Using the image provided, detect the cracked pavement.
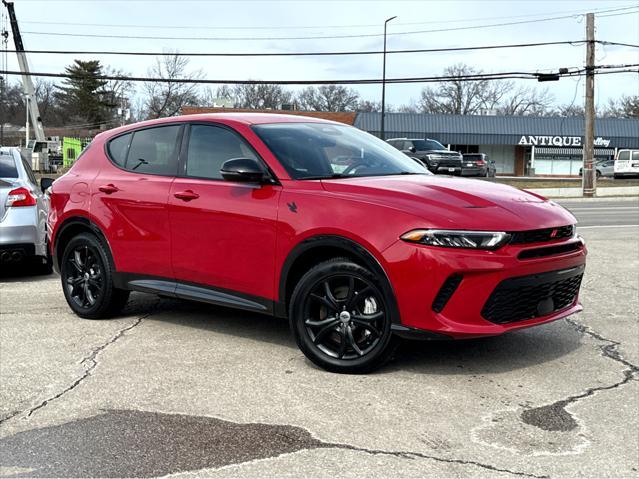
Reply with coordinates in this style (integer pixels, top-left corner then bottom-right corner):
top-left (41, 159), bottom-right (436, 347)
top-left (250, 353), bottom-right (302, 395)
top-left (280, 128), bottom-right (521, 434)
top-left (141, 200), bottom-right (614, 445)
top-left (0, 226), bottom-right (637, 478)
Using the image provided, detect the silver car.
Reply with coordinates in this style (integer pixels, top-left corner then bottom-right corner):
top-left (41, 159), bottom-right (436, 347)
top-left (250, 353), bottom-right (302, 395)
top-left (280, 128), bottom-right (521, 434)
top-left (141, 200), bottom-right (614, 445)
top-left (0, 147), bottom-right (52, 273)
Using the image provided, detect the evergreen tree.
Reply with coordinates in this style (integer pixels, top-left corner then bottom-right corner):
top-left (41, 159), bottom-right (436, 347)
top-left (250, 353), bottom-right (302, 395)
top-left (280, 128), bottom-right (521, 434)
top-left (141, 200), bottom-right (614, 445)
top-left (55, 60), bottom-right (112, 125)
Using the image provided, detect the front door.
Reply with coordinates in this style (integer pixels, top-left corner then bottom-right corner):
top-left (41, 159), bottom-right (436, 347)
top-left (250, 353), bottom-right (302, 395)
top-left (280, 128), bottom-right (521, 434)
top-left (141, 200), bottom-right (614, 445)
top-left (168, 123), bottom-right (281, 301)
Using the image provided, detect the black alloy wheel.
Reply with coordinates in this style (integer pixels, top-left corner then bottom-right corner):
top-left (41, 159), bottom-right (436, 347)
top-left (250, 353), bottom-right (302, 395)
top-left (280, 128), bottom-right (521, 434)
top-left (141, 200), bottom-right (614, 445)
top-left (61, 233), bottom-right (129, 319)
top-left (65, 244), bottom-right (104, 309)
top-left (290, 258), bottom-right (397, 373)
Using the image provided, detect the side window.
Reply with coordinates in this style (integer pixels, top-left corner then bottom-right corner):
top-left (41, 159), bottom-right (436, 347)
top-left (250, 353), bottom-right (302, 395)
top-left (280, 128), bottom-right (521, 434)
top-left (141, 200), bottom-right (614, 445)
top-left (632, 151), bottom-right (639, 161)
top-left (186, 124), bottom-right (259, 180)
top-left (108, 133), bottom-right (132, 166)
top-left (618, 151), bottom-right (630, 161)
top-left (125, 125), bottom-right (181, 175)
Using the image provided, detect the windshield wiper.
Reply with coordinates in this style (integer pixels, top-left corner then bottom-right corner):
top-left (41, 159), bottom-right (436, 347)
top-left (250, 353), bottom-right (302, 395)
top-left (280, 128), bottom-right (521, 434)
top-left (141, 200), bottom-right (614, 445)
top-left (300, 173), bottom-right (350, 180)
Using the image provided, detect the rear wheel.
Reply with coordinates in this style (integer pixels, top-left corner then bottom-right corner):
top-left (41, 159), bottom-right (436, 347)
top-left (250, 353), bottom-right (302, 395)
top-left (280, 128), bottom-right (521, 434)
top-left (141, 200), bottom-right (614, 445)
top-left (60, 233), bottom-right (129, 319)
top-left (289, 258), bottom-right (397, 374)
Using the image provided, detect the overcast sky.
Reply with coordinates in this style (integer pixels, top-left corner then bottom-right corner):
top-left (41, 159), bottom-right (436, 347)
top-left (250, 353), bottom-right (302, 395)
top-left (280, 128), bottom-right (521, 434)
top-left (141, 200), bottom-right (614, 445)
top-left (2, 0), bottom-right (638, 111)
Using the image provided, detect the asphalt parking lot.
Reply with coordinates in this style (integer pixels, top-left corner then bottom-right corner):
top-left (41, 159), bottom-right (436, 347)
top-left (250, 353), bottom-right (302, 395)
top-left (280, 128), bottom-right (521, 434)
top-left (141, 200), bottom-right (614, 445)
top-left (1, 204), bottom-right (637, 478)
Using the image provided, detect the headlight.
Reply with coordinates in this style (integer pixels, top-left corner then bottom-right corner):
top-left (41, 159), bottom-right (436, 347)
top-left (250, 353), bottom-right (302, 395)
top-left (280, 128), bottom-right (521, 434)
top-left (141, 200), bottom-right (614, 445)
top-left (425, 155), bottom-right (438, 166)
top-left (401, 229), bottom-right (511, 250)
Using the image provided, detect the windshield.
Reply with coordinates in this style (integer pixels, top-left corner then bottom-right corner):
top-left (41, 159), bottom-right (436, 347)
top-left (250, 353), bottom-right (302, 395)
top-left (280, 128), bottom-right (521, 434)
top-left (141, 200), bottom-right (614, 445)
top-left (252, 123), bottom-right (427, 180)
top-left (413, 139), bottom-right (446, 151)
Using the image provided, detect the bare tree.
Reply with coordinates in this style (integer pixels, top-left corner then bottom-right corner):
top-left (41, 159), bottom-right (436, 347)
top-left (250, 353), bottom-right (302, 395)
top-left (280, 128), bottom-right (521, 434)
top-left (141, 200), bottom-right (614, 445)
top-left (230, 83), bottom-right (293, 109)
top-left (34, 79), bottom-right (59, 125)
top-left (297, 85), bottom-right (360, 111)
top-left (417, 64), bottom-right (512, 115)
top-left (143, 53), bottom-right (202, 119)
top-left (551, 104), bottom-right (586, 117)
top-left (102, 67), bottom-right (134, 109)
top-left (497, 86), bottom-right (554, 116)
top-left (414, 64), bottom-right (559, 116)
top-left (356, 100), bottom-right (382, 112)
top-left (602, 94), bottom-right (639, 118)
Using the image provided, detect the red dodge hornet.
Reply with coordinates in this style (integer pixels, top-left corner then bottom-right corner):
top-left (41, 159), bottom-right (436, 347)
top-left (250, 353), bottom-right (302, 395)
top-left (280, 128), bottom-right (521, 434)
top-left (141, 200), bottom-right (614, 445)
top-left (48, 113), bottom-right (587, 373)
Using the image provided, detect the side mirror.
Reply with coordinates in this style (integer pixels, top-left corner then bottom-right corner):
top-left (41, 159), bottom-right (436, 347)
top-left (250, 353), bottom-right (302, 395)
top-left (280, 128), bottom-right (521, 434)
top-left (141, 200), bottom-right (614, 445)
top-left (408, 146), bottom-right (416, 153)
top-left (220, 158), bottom-right (269, 184)
top-left (40, 177), bottom-right (54, 193)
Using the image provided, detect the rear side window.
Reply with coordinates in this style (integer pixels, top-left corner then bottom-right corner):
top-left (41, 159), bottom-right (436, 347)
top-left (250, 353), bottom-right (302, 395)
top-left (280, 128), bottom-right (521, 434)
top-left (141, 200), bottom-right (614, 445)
top-left (125, 125), bottom-right (181, 176)
top-left (633, 151), bottom-right (639, 161)
top-left (186, 125), bottom-right (259, 180)
top-left (108, 133), bottom-right (132, 166)
top-left (0, 154), bottom-right (18, 178)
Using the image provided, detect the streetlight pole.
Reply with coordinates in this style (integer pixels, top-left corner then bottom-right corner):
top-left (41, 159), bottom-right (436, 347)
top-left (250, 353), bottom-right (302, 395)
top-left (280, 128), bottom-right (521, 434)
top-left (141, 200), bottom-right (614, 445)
top-left (380, 15), bottom-right (396, 141)
top-left (24, 93), bottom-right (29, 147)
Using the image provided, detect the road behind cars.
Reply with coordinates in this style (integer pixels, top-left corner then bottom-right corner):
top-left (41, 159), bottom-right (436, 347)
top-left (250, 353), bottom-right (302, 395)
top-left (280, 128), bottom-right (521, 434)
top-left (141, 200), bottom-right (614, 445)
top-left (1, 202), bottom-right (637, 477)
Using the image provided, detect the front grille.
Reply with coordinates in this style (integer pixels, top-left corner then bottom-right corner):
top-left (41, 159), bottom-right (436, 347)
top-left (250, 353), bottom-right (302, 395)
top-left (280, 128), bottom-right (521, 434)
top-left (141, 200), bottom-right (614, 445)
top-left (437, 158), bottom-right (461, 167)
top-left (432, 274), bottom-right (463, 313)
top-left (481, 266), bottom-right (584, 324)
top-left (509, 225), bottom-right (574, 245)
top-left (518, 242), bottom-right (583, 260)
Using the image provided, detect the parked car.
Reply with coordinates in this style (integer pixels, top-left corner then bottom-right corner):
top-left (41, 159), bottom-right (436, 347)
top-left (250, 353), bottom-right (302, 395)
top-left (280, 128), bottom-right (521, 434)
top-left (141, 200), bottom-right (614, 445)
top-left (461, 153), bottom-right (496, 177)
top-left (579, 158), bottom-right (615, 178)
top-left (48, 114), bottom-right (586, 373)
top-left (387, 138), bottom-right (462, 175)
top-left (0, 147), bottom-right (52, 273)
top-left (614, 149), bottom-right (639, 178)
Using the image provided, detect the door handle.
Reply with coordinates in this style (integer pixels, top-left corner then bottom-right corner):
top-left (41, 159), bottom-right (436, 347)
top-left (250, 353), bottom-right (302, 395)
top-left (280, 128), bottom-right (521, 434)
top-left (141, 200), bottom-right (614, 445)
top-left (98, 184), bottom-right (119, 194)
top-left (173, 190), bottom-right (199, 201)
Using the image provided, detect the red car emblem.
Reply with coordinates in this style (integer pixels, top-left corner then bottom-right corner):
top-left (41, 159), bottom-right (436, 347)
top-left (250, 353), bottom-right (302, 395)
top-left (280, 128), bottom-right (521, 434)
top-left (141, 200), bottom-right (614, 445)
top-left (550, 229), bottom-right (559, 238)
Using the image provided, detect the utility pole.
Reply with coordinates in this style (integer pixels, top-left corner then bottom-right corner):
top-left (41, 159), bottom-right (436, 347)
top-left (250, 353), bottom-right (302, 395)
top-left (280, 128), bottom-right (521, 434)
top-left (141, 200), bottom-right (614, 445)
top-left (582, 12), bottom-right (596, 197)
top-left (380, 15), bottom-right (396, 140)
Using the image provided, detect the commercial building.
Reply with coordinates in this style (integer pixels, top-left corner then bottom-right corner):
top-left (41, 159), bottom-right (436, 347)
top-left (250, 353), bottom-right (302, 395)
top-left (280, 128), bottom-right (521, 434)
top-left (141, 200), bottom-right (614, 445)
top-left (355, 113), bottom-right (638, 176)
top-left (182, 107), bottom-right (639, 177)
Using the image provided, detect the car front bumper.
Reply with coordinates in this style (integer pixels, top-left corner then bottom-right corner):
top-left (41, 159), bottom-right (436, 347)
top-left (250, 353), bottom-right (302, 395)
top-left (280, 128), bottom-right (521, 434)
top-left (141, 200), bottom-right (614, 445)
top-left (382, 236), bottom-right (587, 338)
top-left (435, 166), bottom-right (462, 175)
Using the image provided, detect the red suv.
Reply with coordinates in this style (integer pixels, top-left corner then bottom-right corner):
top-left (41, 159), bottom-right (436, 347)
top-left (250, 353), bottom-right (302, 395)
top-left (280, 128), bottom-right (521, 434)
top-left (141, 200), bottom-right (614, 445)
top-left (48, 114), bottom-right (586, 373)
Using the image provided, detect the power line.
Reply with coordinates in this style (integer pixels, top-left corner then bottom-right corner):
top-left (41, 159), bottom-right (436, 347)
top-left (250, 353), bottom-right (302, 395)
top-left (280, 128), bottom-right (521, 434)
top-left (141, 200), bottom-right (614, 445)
top-left (599, 40), bottom-right (639, 48)
top-left (19, 10), bottom-right (639, 42)
top-left (15, 5), bottom-right (639, 31)
top-left (0, 40), bottom-right (588, 58)
top-left (3, 65), bottom-right (635, 86)
top-left (0, 68), bottom-right (569, 85)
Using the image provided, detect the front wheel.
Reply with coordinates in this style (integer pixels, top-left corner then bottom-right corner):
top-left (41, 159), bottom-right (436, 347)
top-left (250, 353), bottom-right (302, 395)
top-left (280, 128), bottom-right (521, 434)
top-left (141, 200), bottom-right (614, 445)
top-left (289, 258), bottom-right (397, 374)
top-left (60, 233), bottom-right (130, 319)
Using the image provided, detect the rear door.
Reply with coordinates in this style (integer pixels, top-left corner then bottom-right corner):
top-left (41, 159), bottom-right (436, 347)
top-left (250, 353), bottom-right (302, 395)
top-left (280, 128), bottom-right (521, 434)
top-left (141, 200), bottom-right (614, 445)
top-left (168, 123), bottom-right (281, 300)
top-left (92, 124), bottom-right (183, 278)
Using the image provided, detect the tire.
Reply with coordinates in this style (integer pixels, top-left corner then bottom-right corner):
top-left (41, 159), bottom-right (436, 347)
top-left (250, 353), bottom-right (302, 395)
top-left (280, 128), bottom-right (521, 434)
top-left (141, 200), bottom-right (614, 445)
top-left (596, 170), bottom-right (602, 179)
top-left (60, 232), bottom-right (130, 319)
top-left (289, 258), bottom-right (398, 374)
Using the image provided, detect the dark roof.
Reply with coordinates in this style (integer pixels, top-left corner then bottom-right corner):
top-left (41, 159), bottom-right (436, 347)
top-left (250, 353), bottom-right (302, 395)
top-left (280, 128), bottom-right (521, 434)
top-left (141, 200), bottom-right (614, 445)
top-left (355, 113), bottom-right (639, 148)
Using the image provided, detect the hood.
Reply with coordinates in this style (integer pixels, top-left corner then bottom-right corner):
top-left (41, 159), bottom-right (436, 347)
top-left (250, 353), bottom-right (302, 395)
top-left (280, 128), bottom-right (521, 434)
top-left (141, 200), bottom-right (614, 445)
top-left (415, 149), bottom-right (460, 157)
top-left (320, 175), bottom-right (576, 231)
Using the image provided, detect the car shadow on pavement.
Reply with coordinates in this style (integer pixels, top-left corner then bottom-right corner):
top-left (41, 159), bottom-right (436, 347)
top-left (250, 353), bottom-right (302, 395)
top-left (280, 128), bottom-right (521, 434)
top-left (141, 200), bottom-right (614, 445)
top-left (0, 264), bottom-right (54, 283)
top-left (125, 294), bottom-right (582, 375)
top-left (127, 294), bottom-right (297, 350)
top-left (386, 321), bottom-right (582, 376)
